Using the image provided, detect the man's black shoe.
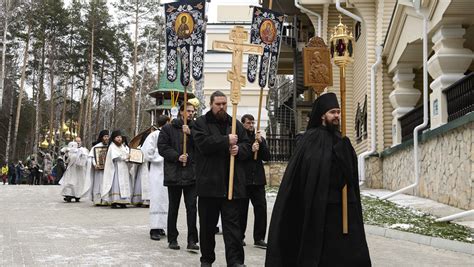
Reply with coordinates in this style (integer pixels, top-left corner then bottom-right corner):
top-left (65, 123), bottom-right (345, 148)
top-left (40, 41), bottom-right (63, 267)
top-left (168, 241), bottom-right (180, 250)
top-left (158, 229), bottom-right (166, 236)
top-left (150, 232), bottom-right (161, 241)
top-left (230, 264), bottom-right (246, 267)
top-left (254, 240), bottom-right (267, 249)
top-left (187, 242), bottom-right (199, 250)
top-left (201, 263), bottom-right (212, 267)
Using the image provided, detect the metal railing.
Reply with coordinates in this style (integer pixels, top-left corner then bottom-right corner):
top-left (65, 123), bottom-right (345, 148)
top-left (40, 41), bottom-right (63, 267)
top-left (399, 105), bottom-right (430, 142)
top-left (266, 135), bottom-right (295, 162)
top-left (445, 72), bottom-right (474, 122)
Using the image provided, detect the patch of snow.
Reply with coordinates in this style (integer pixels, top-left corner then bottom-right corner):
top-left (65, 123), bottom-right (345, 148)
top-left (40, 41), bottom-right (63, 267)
top-left (389, 223), bottom-right (414, 230)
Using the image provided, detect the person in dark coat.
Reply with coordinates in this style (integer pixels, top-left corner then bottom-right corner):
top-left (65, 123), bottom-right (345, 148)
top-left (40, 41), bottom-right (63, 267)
top-left (8, 162), bottom-right (16, 185)
top-left (54, 156), bottom-right (66, 185)
top-left (15, 161), bottom-right (25, 184)
top-left (265, 93), bottom-right (371, 267)
top-left (192, 91), bottom-right (251, 267)
top-left (239, 114), bottom-right (270, 249)
top-left (158, 102), bottom-right (199, 251)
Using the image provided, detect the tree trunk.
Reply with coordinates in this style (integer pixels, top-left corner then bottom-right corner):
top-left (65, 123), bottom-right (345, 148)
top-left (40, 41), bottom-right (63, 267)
top-left (68, 74), bottom-right (74, 140)
top-left (130, 0), bottom-right (139, 136)
top-left (84, 17), bottom-right (95, 145)
top-left (0, 0), bottom-right (10, 110)
top-left (77, 72), bottom-right (86, 137)
top-left (11, 24), bottom-right (30, 161)
top-left (34, 37), bottom-right (47, 157)
top-left (157, 36), bottom-right (161, 83)
top-left (5, 78), bottom-right (15, 162)
top-left (60, 73), bottom-right (68, 142)
top-left (48, 40), bottom-right (56, 147)
top-left (113, 63), bottom-right (118, 129)
top-left (94, 59), bottom-right (105, 134)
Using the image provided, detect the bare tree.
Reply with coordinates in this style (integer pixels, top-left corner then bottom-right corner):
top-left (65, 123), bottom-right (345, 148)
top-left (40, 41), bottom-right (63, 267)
top-left (84, 14), bottom-right (95, 144)
top-left (0, 0), bottom-right (13, 110)
top-left (11, 23), bottom-right (30, 161)
top-left (130, 0), bottom-right (139, 136)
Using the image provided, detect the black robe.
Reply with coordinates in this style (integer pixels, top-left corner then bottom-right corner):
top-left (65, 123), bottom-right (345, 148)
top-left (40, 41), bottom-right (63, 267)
top-left (265, 126), bottom-right (371, 267)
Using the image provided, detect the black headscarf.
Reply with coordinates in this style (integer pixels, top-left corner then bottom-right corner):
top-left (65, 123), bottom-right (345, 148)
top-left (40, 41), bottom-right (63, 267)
top-left (92, 130), bottom-right (109, 146)
top-left (307, 92), bottom-right (340, 130)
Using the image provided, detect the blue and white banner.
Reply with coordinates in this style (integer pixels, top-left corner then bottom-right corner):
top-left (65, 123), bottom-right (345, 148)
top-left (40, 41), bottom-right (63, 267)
top-left (247, 7), bottom-right (286, 89)
top-left (165, 0), bottom-right (207, 87)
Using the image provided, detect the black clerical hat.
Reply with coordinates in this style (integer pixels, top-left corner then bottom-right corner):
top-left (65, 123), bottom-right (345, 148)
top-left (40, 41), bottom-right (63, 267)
top-left (98, 130), bottom-right (109, 141)
top-left (110, 130), bottom-right (122, 142)
top-left (307, 92), bottom-right (340, 130)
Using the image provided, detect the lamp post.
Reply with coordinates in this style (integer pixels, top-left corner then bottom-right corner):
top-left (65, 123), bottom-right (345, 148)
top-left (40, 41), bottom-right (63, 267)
top-left (329, 14), bottom-right (355, 234)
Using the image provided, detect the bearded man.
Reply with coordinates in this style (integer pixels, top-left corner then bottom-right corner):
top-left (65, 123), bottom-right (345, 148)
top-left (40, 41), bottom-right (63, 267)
top-left (88, 130), bottom-right (109, 205)
top-left (265, 93), bottom-right (371, 267)
top-left (192, 91), bottom-right (251, 267)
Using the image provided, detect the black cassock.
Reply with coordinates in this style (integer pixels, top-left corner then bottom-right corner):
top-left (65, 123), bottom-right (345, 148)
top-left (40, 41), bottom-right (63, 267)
top-left (265, 126), bottom-right (371, 267)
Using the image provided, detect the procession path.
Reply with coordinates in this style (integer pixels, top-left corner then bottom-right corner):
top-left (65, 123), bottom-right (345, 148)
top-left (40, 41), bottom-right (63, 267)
top-left (0, 186), bottom-right (472, 266)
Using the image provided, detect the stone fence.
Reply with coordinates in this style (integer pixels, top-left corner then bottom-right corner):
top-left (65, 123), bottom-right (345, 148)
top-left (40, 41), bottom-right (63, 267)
top-left (365, 113), bottom-right (473, 210)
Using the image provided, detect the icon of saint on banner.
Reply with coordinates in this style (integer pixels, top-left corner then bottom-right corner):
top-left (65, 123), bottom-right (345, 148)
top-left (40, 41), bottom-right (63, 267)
top-left (259, 19), bottom-right (276, 44)
top-left (175, 12), bottom-right (194, 39)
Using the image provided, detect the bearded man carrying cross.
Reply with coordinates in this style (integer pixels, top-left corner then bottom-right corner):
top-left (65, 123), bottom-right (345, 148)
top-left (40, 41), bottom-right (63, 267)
top-left (193, 91), bottom-right (251, 267)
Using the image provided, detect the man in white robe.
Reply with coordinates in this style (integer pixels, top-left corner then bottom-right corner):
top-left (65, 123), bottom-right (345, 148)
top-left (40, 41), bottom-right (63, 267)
top-left (101, 130), bottom-right (132, 208)
top-left (87, 130), bottom-right (109, 206)
top-left (131, 131), bottom-right (153, 206)
top-left (143, 115), bottom-right (170, 240)
top-left (60, 137), bottom-right (90, 202)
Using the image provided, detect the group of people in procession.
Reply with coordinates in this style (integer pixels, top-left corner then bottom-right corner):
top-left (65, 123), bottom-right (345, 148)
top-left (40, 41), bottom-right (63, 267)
top-left (1, 154), bottom-right (63, 185)
top-left (53, 90), bottom-right (370, 267)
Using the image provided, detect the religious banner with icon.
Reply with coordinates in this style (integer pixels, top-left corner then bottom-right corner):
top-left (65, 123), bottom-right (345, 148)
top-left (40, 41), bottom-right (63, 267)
top-left (165, 0), bottom-right (207, 87)
top-left (247, 7), bottom-right (286, 88)
top-left (303, 36), bottom-right (333, 95)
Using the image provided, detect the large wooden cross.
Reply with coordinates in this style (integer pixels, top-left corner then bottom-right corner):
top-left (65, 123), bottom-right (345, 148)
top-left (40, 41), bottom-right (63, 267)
top-left (213, 26), bottom-right (264, 200)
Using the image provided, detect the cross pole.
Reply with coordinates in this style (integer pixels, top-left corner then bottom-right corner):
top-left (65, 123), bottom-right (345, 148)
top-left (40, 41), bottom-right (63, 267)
top-left (213, 26), bottom-right (264, 200)
top-left (253, 0), bottom-right (274, 161)
top-left (183, 84), bottom-right (188, 167)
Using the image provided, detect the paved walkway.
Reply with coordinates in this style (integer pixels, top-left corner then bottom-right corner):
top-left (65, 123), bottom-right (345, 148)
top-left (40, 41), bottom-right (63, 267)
top-left (0, 185), bottom-right (472, 266)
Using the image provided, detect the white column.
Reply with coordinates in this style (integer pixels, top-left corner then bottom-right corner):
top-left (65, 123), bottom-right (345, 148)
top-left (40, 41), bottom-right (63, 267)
top-left (428, 25), bottom-right (473, 129)
top-left (389, 66), bottom-right (421, 146)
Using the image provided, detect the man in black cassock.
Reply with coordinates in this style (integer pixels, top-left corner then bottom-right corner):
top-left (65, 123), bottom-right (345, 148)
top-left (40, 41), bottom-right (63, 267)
top-left (265, 93), bottom-right (371, 267)
top-left (193, 91), bottom-right (251, 267)
top-left (239, 114), bottom-right (270, 248)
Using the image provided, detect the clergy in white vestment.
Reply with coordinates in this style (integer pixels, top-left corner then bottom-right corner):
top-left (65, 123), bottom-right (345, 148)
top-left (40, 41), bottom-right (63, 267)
top-left (60, 137), bottom-right (90, 202)
top-left (87, 130), bottom-right (109, 206)
top-left (131, 129), bottom-right (155, 206)
top-left (143, 115), bottom-right (170, 240)
top-left (101, 130), bottom-right (132, 208)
